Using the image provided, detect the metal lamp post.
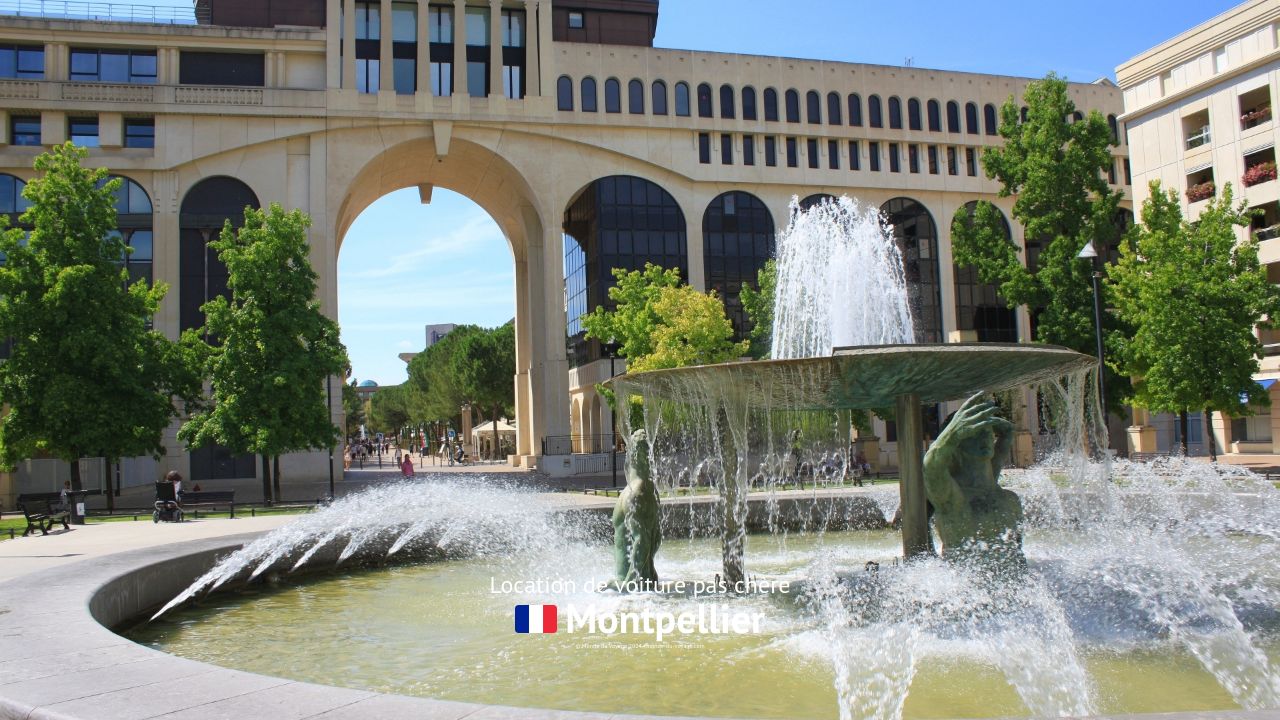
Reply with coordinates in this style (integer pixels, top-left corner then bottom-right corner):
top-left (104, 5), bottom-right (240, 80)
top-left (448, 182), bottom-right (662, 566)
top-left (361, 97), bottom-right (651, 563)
top-left (605, 338), bottom-right (621, 488)
top-left (1077, 240), bottom-right (1107, 412)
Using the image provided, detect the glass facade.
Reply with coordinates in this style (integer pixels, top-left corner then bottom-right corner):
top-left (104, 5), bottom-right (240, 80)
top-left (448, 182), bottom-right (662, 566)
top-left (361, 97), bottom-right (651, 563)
top-left (881, 197), bottom-right (942, 343)
top-left (9, 116), bottom-right (38, 146)
top-left (500, 8), bottom-right (525, 99)
top-left (0, 45), bottom-right (43, 79)
top-left (107, 176), bottom-right (153, 286)
top-left (953, 201), bottom-right (1017, 342)
top-left (69, 116), bottom-right (99, 147)
top-left (70, 48), bottom-right (156, 84)
top-left (563, 176), bottom-right (688, 368)
top-left (703, 191), bottom-right (775, 341)
top-left (465, 6), bottom-right (489, 97)
top-left (428, 6), bottom-right (453, 96)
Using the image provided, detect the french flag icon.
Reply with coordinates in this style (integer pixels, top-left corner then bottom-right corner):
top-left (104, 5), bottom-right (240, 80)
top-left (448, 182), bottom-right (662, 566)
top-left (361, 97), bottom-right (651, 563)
top-left (515, 604), bottom-right (558, 634)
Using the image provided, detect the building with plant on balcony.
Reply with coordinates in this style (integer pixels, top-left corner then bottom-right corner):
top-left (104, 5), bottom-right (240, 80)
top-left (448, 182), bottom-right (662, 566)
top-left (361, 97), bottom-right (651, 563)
top-left (1119, 0), bottom-right (1280, 456)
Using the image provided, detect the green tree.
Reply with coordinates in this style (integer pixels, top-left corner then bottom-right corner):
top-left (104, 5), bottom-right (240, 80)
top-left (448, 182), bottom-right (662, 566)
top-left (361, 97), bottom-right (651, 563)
top-left (368, 383), bottom-right (411, 436)
top-left (343, 380), bottom-right (365, 437)
top-left (1111, 181), bottom-right (1280, 459)
top-left (450, 322), bottom-right (516, 460)
top-left (581, 263), bottom-right (682, 362)
top-left (0, 144), bottom-right (200, 498)
top-left (180, 203), bottom-right (348, 503)
top-left (406, 324), bottom-right (483, 422)
top-left (951, 73), bottom-right (1129, 411)
top-left (740, 259), bottom-right (776, 359)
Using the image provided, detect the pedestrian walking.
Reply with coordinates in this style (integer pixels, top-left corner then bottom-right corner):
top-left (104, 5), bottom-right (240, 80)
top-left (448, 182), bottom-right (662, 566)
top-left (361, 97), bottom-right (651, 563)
top-left (400, 453), bottom-right (414, 478)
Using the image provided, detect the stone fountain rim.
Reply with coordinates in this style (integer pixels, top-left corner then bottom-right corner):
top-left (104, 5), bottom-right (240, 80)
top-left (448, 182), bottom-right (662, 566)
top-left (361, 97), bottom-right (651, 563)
top-left (0, 529), bottom-right (1270, 720)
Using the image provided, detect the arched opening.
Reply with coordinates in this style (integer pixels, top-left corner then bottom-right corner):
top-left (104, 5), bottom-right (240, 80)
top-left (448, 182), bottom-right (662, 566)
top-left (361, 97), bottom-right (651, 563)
top-left (965, 102), bottom-right (979, 134)
top-left (868, 94), bottom-right (883, 128)
top-left (764, 88), bottom-right (779, 122)
top-left (742, 86), bottom-right (757, 121)
top-left (107, 175), bottom-right (153, 285)
top-left (827, 92), bottom-right (842, 126)
top-left (604, 77), bottom-right (621, 113)
top-left (946, 100), bottom-right (960, 132)
top-left (881, 197), bottom-right (942, 343)
top-left (0, 173), bottom-right (30, 228)
top-left (907, 98), bottom-right (922, 131)
top-left (806, 90), bottom-right (821, 124)
top-left (563, 175), bottom-right (687, 369)
top-left (799, 193), bottom-right (836, 211)
top-left (628, 78), bottom-right (644, 114)
top-left (674, 81), bottom-right (690, 117)
top-left (697, 82), bottom-right (713, 118)
top-left (888, 96), bottom-right (902, 129)
top-left (651, 80), bottom-right (667, 115)
top-left (720, 84), bottom-right (735, 119)
top-left (703, 191), bottom-right (774, 341)
top-left (848, 93), bottom-right (862, 127)
top-left (180, 175), bottom-right (261, 482)
top-left (556, 75), bottom-right (573, 110)
top-left (581, 76), bottom-right (597, 112)
top-left (785, 89), bottom-right (800, 123)
top-left (952, 201), bottom-right (1017, 342)
top-left (927, 99), bottom-right (941, 132)
top-left (984, 104), bottom-right (998, 135)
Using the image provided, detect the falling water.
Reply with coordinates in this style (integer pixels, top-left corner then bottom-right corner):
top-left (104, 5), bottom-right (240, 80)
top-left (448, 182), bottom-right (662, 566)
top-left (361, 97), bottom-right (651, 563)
top-left (772, 196), bottom-right (914, 359)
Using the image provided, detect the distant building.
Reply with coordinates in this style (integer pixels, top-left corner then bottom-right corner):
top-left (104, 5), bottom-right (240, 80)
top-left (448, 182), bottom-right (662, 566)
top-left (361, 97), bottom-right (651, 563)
top-left (425, 323), bottom-right (458, 349)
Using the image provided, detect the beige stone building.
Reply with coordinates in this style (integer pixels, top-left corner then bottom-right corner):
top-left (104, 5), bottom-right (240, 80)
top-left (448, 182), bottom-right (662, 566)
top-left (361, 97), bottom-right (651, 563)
top-left (0, 0), bottom-right (1128, 499)
top-left (1119, 0), bottom-right (1280, 456)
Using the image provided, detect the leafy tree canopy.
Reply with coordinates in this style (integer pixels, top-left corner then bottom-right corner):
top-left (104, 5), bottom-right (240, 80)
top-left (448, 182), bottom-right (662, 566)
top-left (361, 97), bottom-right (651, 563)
top-left (0, 144), bottom-right (200, 488)
top-left (740, 259), bottom-right (776, 360)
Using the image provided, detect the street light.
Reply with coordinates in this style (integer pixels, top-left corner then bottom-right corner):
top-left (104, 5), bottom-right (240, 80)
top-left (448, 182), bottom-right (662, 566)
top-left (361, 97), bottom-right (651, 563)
top-left (605, 338), bottom-right (622, 488)
top-left (1078, 240), bottom-right (1107, 414)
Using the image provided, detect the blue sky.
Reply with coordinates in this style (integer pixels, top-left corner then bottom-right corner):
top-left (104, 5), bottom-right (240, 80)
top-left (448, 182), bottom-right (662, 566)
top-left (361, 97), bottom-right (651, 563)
top-left (142, 0), bottom-right (1244, 384)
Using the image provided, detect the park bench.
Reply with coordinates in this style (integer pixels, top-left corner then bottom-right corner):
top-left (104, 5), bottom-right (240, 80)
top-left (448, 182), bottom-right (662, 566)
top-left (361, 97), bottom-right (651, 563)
top-left (1130, 451), bottom-right (1171, 463)
top-left (180, 490), bottom-right (237, 518)
top-left (18, 495), bottom-right (69, 536)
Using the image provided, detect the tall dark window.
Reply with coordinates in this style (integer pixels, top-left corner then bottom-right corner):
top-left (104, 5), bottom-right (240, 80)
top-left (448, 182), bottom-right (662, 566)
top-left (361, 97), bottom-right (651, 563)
top-left (721, 134), bottom-right (733, 165)
top-left (703, 191), bottom-right (775, 340)
top-left (806, 91), bottom-right (821, 124)
top-left (70, 48), bottom-right (156, 84)
top-left (868, 94), bottom-right (883, 128)
top-left (848, 140), bottom-right (860, 170)
top-left (180, 176), bottom-right (260, 481)
top-left (908, 98), bottom-right (922, 131)
top-left (0, 174), bottom-right (30, 224)
top-left (107, 176), bottom-right (153, 286)
top-left (985, 104), bottom-right (999, 136)
top-left (786, 137), bottom-right (798, 167)
top-left (743, 136), bottom-right (755, 166)
top-left (947, 146), bottom-right (958, 175)
top-left (765, 136), bottom-right (777, 166)
top-left (628, 78), bottom-right (644, 114)
top-left (742, 87), bottom-right (757, 120)
top-left (946, 101), bottom-right (960, 132)
top-left (1020, 106), bottom-right (1029, 123)
top-left (353, 1), bottom-right (381, 93)
top-left (1107, 114), bottom-right (1120, 144)
top-left (908, 144), bottom-right (919, 173)
top-left (0, 45), bottom-right (43, 79)
top-left (124, 117), bottom-right (155, 148)
top-left (499, 8), bottom-right (525, 98)
top-left (966, 147), bottom-right (977, 176)
top-left (391, 2), bottom-right (418, 95)
top-left (464, 5), bottom-right (490, 96)
top-left (605, 77), bottom-right (621, 113)
top-left (848, 94), bottom-right (862, 126)
top-left (563, 176), bottom-right (687, 367)
top-left (965, 102), bottom-right (980, 134)
top-left (581, 76), bottom-right (597, 112)
top-left (927, 99), bottom-right (941, 132)
top-left (764, 88), bottom-right (779, 122)
top-left (719, 84), bottom-right (735, 119)
top-left (882, 197), bottom-right (942, 343)
top-left (557, 75), bottom-right (574, 110)
top-left (953, 201), bottom-right (1017, 342)
top-left (868, 141), bottom-right (880, 171)
top-left (651, 80), bottom-right (667, 115)
top-left (10, 116), bottom-right (38, 146)
top-left (1071, 111), bottom-right (1083, 123)
top-left (927, 145), bottom-right (938, 174)
top-left (827, 92), bottom-right (842, 126)
top-left (427, 6), bottom-right (453, 96)
top-left (697, 82), bottom-right (713, 118)
top-left (889, 143), bottom-right (900, 172)
top-left (1124, 158), bottom-right (1132, 185)
top-left (828, 139), bottom-right (839, 170)
top-left (181, 51), bottom-right (265, 86)
top-left (674, 82), bottom-right (690, 116)
top-left (785, 89), bottom-right (800, 123)
top-left (698, 133), bottom-right (711, 164)
top-left (888, 96), bottom-right (902, 129)
top-left (807, 138), bottom-right (819, 168)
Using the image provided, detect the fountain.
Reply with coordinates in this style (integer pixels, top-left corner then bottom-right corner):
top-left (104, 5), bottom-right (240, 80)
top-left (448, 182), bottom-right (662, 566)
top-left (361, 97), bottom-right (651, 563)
top-left (129, 195), bottom-right (1280, 720)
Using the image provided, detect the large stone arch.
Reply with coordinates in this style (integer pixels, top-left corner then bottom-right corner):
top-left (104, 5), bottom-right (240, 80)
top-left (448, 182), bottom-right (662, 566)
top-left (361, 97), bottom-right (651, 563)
top-left (326, 128), bottom-right (565, 465)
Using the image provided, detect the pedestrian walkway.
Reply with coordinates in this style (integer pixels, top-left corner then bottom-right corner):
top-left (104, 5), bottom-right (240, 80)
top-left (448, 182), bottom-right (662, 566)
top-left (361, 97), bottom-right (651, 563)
top-left (0, 514), bottom-right (296, 583)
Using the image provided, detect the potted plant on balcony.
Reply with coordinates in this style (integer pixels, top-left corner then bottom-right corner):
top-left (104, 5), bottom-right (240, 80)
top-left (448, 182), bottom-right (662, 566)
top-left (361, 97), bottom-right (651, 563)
top-left (1186, 181), bottom-right (1216, 202)
top-left (1242, 106), bottom-right (1272, 126)
top-left (1243, 161), bottom-right (1277, 187)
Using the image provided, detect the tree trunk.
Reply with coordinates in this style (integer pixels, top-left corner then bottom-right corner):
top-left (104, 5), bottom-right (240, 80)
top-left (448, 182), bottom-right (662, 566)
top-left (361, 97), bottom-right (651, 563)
top-left (104, 460), bottom-right (115, 512)
top-left (69, 456), bottom-right (81, 491)
top-left (272, 455), bottom-right (281, 500)
top-left (261, 454), bottom-right (273, 505)
top-left (1178, 410), bottom-right (1190, 456)
top-left (1204, 408), bottom-right (1218, 462)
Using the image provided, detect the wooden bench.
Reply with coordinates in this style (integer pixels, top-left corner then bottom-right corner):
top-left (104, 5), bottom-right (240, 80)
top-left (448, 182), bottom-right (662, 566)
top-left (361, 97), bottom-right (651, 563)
top-left (18, 497), bottom-right (69, 536)
top-left (1130, 452), bottom-right (1171, 463)
top-left (180, 490), bottom-right (237, 518)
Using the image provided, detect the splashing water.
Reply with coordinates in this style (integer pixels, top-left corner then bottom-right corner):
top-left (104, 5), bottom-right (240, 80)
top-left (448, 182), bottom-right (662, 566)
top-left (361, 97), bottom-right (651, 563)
top-left (772, 196), bottom-right (914, 359)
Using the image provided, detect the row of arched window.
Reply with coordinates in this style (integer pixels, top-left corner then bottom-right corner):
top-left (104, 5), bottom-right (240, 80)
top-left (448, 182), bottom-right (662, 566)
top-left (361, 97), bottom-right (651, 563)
top-left (555, 76), bottom-right (1124, 145)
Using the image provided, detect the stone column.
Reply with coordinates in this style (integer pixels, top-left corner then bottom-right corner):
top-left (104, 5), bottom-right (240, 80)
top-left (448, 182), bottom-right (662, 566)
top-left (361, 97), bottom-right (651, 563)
top-left (379, 0), bottom-right (393, 93)
top-left (452, 0), bottom-right (468, 97)
top-left (341, 0), bottom-right (356, 89)
top-left (44, 43), bottom-right (67, 81)
top-left (536, 0), bottom-right (551, 101)
top-left (325, 0), bottom-right (341, 88)
top-left (685, 193), bottom-right (706, 292)
top-left (896, 393), bottom-right (933, 559)
top-left (488, 0), bottom-right (502, 98)
top-left (523, 0), bottom-right (539, 97)
top-left (415, 0), bottom-right (430, 95)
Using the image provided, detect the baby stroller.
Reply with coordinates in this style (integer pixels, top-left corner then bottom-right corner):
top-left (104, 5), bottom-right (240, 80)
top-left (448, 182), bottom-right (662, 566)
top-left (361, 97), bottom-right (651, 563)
top-left (153, 482), bottom-right (184, 523)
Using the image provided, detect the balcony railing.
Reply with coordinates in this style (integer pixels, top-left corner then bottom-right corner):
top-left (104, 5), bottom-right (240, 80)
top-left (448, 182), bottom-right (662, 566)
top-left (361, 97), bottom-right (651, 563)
top-left (1255, 223), bottom-right (1280, 242)
top-left (0, 0), bottom-right (206, 24)
top-left (1185, 125), bottom-right (1211, 150)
